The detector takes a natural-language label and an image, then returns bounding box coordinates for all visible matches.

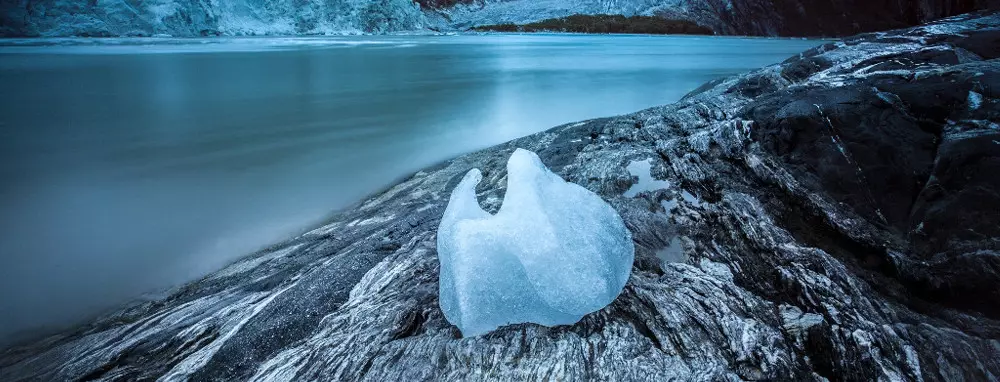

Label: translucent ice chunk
[438,149,634,337]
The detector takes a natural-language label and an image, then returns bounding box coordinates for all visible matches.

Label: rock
[2,11,1000,382]
[717,0,1000,36]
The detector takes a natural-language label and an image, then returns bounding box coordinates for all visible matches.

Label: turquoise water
[0,34,820,340]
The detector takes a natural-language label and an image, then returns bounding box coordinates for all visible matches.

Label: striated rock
[2,12,1000,382]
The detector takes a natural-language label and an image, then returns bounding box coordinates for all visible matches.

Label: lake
[0,34,820,342]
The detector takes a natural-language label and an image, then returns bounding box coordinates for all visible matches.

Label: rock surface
[2,11,1000,382]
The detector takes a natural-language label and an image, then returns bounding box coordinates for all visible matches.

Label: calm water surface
[0,35,820,341]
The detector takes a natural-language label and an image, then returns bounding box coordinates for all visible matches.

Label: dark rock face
[2,12,1000,382]
[745,24,1000,318]
[720,0,1000,36]
[472,14,714,35]
[645,0,1000,36]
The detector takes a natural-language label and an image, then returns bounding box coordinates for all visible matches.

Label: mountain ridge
[2,0,997,37]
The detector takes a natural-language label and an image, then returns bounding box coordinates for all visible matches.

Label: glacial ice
[1,0,426,37]
[437,148,634,337]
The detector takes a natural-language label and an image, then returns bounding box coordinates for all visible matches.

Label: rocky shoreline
[2,11,999,381]
[470,15,713,35]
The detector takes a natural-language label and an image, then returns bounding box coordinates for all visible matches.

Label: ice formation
[0,0,426,37]
[437,148,634,337]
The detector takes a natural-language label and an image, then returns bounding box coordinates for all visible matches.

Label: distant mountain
[434,0,1000,36]
[1,0,996,37]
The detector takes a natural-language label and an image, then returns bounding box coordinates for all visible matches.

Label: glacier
[0,0,427,37]
[437,148,634,337]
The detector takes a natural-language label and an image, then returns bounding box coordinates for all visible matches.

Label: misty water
[0,34,820,342]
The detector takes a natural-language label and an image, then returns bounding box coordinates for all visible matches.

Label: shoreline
[0,32,827,44]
